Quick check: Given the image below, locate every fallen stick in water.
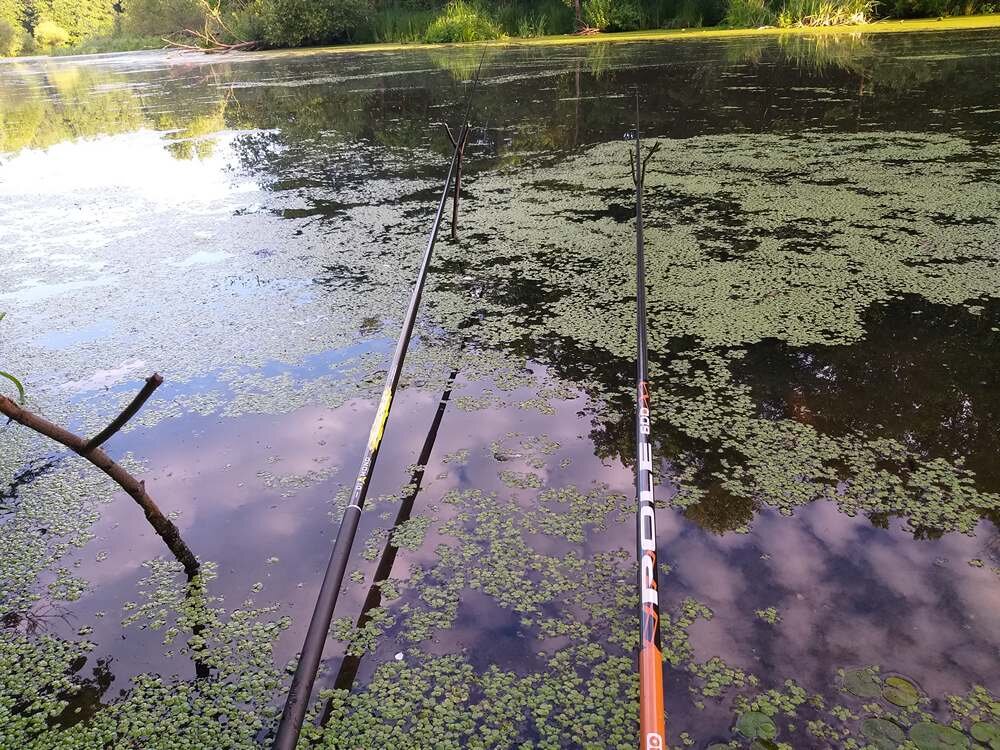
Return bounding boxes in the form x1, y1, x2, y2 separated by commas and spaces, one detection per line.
0, 374, 199, 577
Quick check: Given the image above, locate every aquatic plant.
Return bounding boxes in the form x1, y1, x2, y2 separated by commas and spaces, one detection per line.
3, 40, 999, 750
0, 314, 25, 402
754, 606, 781, 624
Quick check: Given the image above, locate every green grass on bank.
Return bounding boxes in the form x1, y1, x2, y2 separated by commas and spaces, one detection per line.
12, 12, 1000, 60
239, 13, 1000, 59
2, 0, 998, 59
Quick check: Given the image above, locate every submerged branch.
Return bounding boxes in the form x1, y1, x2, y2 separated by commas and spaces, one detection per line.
0, 381, 199, 577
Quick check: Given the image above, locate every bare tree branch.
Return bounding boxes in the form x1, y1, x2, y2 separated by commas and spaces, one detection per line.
84, 373, 163, 452
0, 385, 199, 577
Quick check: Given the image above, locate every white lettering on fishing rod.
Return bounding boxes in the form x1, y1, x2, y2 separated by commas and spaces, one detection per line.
645, 732, 664, 749
641, 552, 658, 604
639, 406, 651, 435
639, 506, 656, 550
639, 442, 652, 471
640, 502, 658, 605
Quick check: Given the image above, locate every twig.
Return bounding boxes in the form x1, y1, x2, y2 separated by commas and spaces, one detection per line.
441, 123, 471, 240
84, 374, 162, 452
0, 386, 199, 577
631, 141, 661, 187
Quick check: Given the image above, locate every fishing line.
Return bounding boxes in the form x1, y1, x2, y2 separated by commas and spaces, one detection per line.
271, 47, 489, 750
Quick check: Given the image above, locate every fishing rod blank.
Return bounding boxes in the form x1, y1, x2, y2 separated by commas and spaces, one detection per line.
629, 89, 666, 750
271, 51, 487, 750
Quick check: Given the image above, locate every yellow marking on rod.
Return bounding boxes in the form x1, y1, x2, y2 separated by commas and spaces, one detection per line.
367, 387, 393, 451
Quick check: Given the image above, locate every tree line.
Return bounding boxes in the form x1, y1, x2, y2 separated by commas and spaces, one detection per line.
0, 0, 995, 57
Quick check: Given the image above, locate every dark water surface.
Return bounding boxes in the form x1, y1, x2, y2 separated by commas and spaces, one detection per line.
1, 29, 999, 749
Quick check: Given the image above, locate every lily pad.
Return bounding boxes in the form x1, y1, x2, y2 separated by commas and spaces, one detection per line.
883, 675, 921, 707
970, 722, 999, 748
863, 717, 906, 749
910, 721, 970, 750
751, 741, 780, 750
844, 667, 883, 698
736, 711, 778, 741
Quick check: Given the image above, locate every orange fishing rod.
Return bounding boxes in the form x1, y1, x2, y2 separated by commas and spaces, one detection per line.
628, 89, 666, 750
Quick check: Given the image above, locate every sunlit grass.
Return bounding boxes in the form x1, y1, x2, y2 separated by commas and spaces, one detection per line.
424, 0, 504, 43
369, 7, 436, 43
725, 0, 778, 27
777, 0, 876, 26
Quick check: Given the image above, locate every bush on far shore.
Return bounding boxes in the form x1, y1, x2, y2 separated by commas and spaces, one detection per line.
33, 19, 70, 48
0, 18, 23, 56
424, 0, 503, 42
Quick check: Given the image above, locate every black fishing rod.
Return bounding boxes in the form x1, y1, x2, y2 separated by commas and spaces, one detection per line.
628, 89, 666, 748
271, 50, 488, 750
329, 364, 460, 697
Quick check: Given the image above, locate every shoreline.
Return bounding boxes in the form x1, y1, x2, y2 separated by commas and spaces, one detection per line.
243, 13, 1000, 60
9, 13, 999, 63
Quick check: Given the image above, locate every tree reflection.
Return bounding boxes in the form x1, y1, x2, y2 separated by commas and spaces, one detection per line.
734, 296, 1000, 493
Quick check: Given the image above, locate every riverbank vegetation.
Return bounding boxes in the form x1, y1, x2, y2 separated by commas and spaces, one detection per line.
0, 0, 997, 56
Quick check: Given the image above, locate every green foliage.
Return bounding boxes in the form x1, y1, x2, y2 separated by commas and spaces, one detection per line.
368, 6, 435, 42
673, 0, 711, 25
225, 0, 269, 40
843, 666, 883, 698
883, 675, 922, 707
255, 0, 371, 46
493, 0, 574, 36
0, 312, 24, 401
52, 33, 164, 54
122, 0, 206, 36
861, 718, 907, 749
724, 0, 776, 25
736, 711, 779, 740
583, 0, 642, 30
0, 16, 22, 53
776, 0, 875, 25
754, 605, 781, 624
883, 0, 992, 16
909, 721, 972, 749
514, 9, 549, 34
0, 0, 994, 55
424, 0, 502, 42
46, 0, 116, 42
723, 0, 875, 26
0, 0, 18, 26
0, 368, 25, 401
33, 18, 68, 46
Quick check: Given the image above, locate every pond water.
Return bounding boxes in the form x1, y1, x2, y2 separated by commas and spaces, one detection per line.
1, 28, 998, 749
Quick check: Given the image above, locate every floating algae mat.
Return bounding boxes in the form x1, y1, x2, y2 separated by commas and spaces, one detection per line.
1, 26, 998, 749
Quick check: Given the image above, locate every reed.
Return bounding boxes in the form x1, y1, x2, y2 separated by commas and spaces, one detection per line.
725, 0, 777, 26
776, 0, 875, 26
